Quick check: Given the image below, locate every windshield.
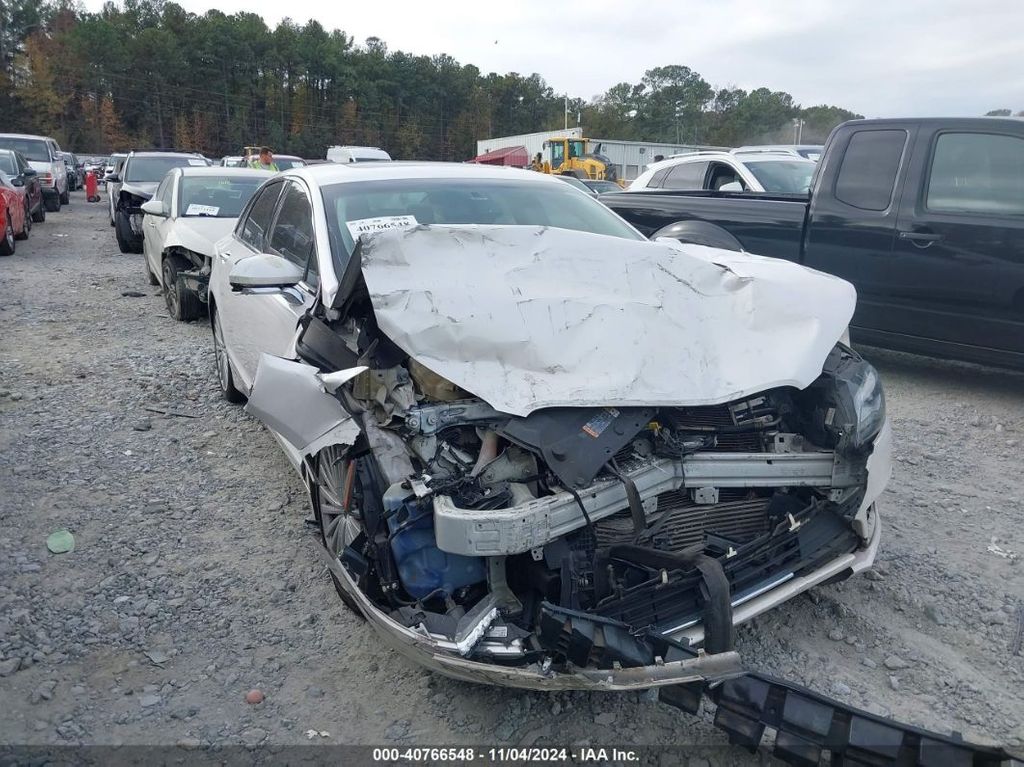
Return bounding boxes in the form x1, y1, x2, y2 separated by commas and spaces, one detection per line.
179, 176, 265, 218
125, 156, 204, 183
744, 160, 815, 193
586, 181, 621, 193
0, 153, 17, 175
275, 158, 305, 170
322, 177, 643, 264
0, 137, 48, 162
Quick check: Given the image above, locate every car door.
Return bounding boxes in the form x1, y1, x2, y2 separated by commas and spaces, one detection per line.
231, 179, 320, 382
144, 174, 173, 280
890, 127, 1024, 356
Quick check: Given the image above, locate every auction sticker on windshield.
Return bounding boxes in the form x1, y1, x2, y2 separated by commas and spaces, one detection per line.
346, 215, 417, 240
187, 159, 206, 166
185, 204, 219, 216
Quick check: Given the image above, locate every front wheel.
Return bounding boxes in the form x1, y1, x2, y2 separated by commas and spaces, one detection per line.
0, 214, 15, 256
115, 209, 143, 254
212, 307, 244, 403
162, 255, 202, 321
312, 445, 366, 619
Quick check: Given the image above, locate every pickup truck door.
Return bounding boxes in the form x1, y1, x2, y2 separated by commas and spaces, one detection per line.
890, 126, 1024, 357
803, 125, 916, 337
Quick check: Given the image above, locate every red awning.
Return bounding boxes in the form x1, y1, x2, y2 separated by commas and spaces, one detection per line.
468, 145, 529, 167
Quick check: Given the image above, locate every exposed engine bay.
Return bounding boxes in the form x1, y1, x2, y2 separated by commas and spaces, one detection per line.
295, 294, 886, 673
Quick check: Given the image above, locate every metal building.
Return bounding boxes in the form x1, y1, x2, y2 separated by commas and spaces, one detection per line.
475, 129, 728, 181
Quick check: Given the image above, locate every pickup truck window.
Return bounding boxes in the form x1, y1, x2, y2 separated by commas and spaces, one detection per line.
926, 132, 1024, 216
834, 129, 907, 211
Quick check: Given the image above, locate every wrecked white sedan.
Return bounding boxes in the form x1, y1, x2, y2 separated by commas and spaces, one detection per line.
207, 163, 891, 691
140, 166, 267, 321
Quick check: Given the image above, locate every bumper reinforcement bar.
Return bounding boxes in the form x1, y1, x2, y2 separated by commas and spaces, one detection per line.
661, 672, 1015, 766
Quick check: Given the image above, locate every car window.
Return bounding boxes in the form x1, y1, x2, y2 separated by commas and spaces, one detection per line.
0, 137, 49, 162
663, 161, 709, 190
153, 176, 171, 208
744, 160, 814, 193
647, 167, 671, 188
268, 181, 316, 279
322, 177, 645, 269
707, 162, 745, 191
925, 132, 1024, 215
125, 156, 202, 183
834, 129, 907, 211
0, 153, 16, 176
275, 158, 306, 171
179, 176, 264, 218
238, 181, 284, 251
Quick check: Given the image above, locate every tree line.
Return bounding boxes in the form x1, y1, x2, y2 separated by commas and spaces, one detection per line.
1, 0, 865, 159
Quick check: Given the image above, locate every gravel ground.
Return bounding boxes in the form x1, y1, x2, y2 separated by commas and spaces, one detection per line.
1, 194, 1021, 759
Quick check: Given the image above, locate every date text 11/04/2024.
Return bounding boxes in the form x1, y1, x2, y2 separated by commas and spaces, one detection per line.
371, 747, 640, 762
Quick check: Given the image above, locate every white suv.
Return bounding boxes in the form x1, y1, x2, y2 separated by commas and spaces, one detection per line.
0, 133, 69, 211
628, 151, 815, 194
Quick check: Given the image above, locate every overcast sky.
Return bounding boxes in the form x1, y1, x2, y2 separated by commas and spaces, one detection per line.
84, 0, 1024, 116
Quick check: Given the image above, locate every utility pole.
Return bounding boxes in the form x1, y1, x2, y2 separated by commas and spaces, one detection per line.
564, 95, 568, 131
792, 117, 805, 143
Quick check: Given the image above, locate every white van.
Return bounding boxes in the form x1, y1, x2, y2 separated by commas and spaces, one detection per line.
326, 145, 392, 164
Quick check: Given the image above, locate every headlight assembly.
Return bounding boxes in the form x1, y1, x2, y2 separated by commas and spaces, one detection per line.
797, 346, 886, 452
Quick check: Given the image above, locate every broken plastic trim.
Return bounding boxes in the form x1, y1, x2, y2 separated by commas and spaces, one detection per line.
661, 673, 1015, 766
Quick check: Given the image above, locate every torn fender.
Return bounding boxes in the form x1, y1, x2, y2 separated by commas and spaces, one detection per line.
244, 354, 364, 455
359, 225, 856, 418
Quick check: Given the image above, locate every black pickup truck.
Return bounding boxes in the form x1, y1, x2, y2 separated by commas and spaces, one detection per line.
603, 118, 1024, 370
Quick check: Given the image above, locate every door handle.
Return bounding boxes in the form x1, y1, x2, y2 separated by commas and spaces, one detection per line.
898, 230, 943, 246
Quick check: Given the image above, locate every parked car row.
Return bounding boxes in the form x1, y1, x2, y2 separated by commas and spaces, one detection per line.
122, 156, 891, 693
0, 133, 75, 256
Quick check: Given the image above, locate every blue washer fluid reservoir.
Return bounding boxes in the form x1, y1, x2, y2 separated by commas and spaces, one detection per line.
383, 482, 486, 600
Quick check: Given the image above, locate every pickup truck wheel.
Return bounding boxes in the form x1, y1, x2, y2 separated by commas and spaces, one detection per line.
44, 194, 60, 213
15, 200, 30, 240
0, 214, 14, 256
212, 307, 245, 403
312, 446, 366, 619
115, 209, 143, 254
162, 255, 202, 321
31, 202, 45, 223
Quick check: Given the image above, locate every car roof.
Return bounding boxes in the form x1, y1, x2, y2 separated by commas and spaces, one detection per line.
129, 151, 204, 159
283, 161, 567, 187
173, 167, 268, 178
0, 133, 55, 141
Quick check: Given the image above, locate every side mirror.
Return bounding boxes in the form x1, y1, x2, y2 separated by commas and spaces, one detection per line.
718, 181, 743, 192
10, 176, 24, 187
22, 168, 36, 177
105, 173, 120, 183
229, 254, 304, 291
140, 199, 166, 217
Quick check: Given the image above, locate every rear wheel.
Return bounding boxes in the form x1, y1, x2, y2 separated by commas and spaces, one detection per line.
0, 214, 15, 256
212, 307, 244, 403
31, 201, 45, 223
44, 194, 60, 213
162, 255, 202, 321
312, 446, 366, 618
59, 187, 70, 205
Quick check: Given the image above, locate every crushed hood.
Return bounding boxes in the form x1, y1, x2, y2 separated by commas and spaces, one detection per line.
358, 225, 856, 417
121, 181, 158, 200
166, 217, 236, 257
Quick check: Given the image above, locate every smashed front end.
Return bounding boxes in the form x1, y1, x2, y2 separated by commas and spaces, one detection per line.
117, 183, 156, 238
251, 225, 891, 689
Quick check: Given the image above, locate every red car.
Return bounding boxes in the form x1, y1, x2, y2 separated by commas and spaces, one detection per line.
0, 170, 31, 256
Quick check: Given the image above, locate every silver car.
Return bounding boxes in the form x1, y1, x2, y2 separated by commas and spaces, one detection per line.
207, 162, 891, 691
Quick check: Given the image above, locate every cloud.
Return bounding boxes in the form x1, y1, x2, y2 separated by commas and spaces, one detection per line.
81, 0, 1024, 115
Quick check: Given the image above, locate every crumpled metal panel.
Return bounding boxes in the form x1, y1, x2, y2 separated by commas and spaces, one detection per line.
359, 225, 856, 417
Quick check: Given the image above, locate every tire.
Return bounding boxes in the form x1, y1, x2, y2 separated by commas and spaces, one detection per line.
15, 201, 30, 240
0, 214, 15, 256
312, 445, 366, 619
59, 187, 70, 205
162, 255, 202, 321
212, 307, 245, 403
115, 209, 143, 254
31, 202, 45, 223
44, 194, 60, 213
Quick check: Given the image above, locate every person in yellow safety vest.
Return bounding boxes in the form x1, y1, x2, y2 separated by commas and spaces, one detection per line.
250, 146, 279, 172
530, 152, 544, 172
